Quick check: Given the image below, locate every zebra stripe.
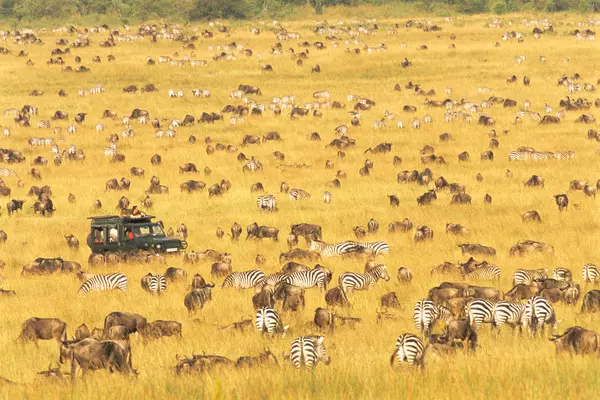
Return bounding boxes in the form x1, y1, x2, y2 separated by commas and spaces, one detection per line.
284, 268, 328, 291
79, 273, 128, 294
493, 301, 525, 330
352, 241, 390, 256
512, 268, 548, 286
264, 272, 289, 286
257, 195, 277, 211
289, 188, 311, 200
508, 151, 531, 161
149, 275, 167, 294
552, 268, 572, 282
309, 240, 360, 257
582, 264, 600, 283
255, 307, 286, 335
466, 298, 496, 330
392, 334, 425, 368
413, 299, 437, 336
243, 158, 263, 172
522, 296, 557, 335
338, 265, 389, 296
367, 219, 379, 233
222, 270, 266, 289
463, 266, 500, 281
290, 336, 330, 368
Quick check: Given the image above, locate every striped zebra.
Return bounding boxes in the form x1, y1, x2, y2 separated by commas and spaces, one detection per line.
263, 272, 289, 286
290, 336, 331, 369
552, 267, 572, 282
423, 114, 433, 124
466, 298, 496, 330
78, 273, 128, 295
222, 270, 266, 289
493, 301, 525, 331
411, 118, 421, 129
309, 240, 360, 257
391, 333, 425, 368
243, 158, 263, 172
257, 195, 277, 212
142, 273, 167, 294
413, 299, 438, 337
522, 296, 558, 335
284, 267, 329, 292
37, 120, 51, 129
323, 191, 332, 204
338, 265, 390, 297
512, 268, 548, 286
289, 188, 311, 200
582, 264, 600, 283
554, 151, 575, 160
463, 266, 500, 281
255, 307, 287, 335
508, 151, 532, 161
352, 241, 390, 256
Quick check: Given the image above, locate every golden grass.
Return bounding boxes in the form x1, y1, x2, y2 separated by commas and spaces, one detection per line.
0, 12, 600, 399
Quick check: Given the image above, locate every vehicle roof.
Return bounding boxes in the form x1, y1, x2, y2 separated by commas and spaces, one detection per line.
88, 215, 156, 225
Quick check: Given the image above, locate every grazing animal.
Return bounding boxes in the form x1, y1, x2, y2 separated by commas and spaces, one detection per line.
465, 298, 495, 330
338, 265, 390, 298
255, 307, 288, 335
413, 299, 439, 337
78, 273, 128, 294
522, 296, 559, 336
582, 264, 600, 283
550, 326, 600, 355
290, 336, 331, 369
18, 318, 67, 343
493, 301, 526, 331
391, 334, 425, 368
581, 290, 600, 312
222, 270, 266, 289
184, 285, 215, 315
141, 273, 167, 295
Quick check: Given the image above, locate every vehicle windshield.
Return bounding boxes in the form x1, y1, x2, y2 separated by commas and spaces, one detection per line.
133, 223, 165, 237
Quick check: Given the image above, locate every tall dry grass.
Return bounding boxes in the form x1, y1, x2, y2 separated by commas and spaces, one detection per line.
0, 14, 599, 399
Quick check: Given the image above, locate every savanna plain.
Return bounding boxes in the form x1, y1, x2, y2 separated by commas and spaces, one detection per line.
0, 11, 600, 400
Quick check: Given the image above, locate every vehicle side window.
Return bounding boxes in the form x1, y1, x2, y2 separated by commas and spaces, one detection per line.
108, 226, 119, 243
93, 227, 104, 243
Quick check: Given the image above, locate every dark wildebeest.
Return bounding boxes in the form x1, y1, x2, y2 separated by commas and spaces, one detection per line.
325, 287, 351, 307
397, 267, 413, 283
250, 182, 264, 193
414, 226, 434, 242
451, 193, 472, 204
388, 195, 400, 207
442, 319, 478, 351
446, 223, 469, 236
253, 287, 275, 310
291, 223, 322, 242
279, 249, 320, 264
364, 143, 392, 155
211, 263, 232, 278
478, 114, 495, 126
509, 240, 554, 257
151, 154, 161, 165
165, 267, 187, 283
428, 287, 463, 305
64, 234, 79, 249
381, 292, 401, 308
540, 115, 560, 125
147, 320, 182, 338
581, 290, 600, 313
180, 180, 206, 193
505, 284, 539, 301
75, 324, 91, 341
525, 175, 544, 188
522, 210, 542, 223
130, 167, 145, 177
6, 199, 25, 215
18, 318, 67, 343
191, 273, 207, 289
247, 224, 279, 241
175, 354, 233, 375
60, 339, 133, 377
103, 312, 147, 337
550, 326, 600, 355
281, 262, 309, 274
184, 286, 214, 315
417, 190, 437, 206
554, 194, 568, 211
273, 282, 305, 312
463, 285, 503, 301
179, 163, 198, 174
458, 244, 496, 257
231, 222, 242, 241
235, 350, 279, 368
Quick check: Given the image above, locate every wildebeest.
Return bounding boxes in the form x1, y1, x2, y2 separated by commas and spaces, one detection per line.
290, 223, 322, 242
417, 190, 437, 206
6, 199, 25, 215
60, 338, 133, 377
184, 285, 214, 315
458, 244, 496, 257
414, 226, 433, 242
247, 223, 279, 241
397, 267, 412, 283
274, 282, 306, 312
451, 193, 472, 204
75, 324, 91, 341
389, 218, 413, 233
554, 194, 568, 211
21, 258, 80, 276
235, 350, 279, 368
509, 240, 554, 257
325, 287, 351, 307
147, 320, 182, 339
550, 326, 600, 355
175, 354, 233, 375
525, 175, 545, 188
522, 210, 542, 223
18, 317, 67, 343
103, 312, 147, 337
64, 234, 79, 249
581, 290, 600, 313
381, 292, 402, 308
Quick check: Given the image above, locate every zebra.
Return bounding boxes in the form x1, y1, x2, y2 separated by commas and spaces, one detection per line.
512, 268, 548, 286
222, 270, 266, 289
552, 267, 572, 282
423, 114, 433, 124
463, 266, 500, 281
338, 265, 390, 297
37, 120, 51, 129
367, 219, 379, 233
257, 195, 277, 211
554, 151, 575, 160
142, 273, 167, 294
255, 307, 287, 335
465, 298, 496, 330
284, 267, 330, 292
522, 296, 559, 335
493, 301, 525, 331
508, 151, 532, 161
290, 336, 331, 368
263, 272, 289, 286
582, 264, 600, 283
309, 240, 360, 257
411, 118, 421, 129
243, 157, 263, 172
78, 273, 128, 295
289, 188, 311, 200
413, 299, 438, 337
352, 241, 390, 256
391, 333, 425, 368
323, 191, 332, 204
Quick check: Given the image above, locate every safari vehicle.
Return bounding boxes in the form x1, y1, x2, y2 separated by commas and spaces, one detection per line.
86, 215, 187, 255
